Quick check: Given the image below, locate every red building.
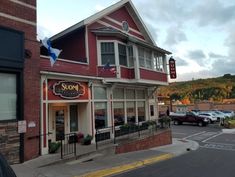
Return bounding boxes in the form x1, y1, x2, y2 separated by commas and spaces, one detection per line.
40, 0, 171, 155
0, 0, 40, 163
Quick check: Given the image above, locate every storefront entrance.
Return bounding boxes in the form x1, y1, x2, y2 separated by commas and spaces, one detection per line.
55, 110, 65, 141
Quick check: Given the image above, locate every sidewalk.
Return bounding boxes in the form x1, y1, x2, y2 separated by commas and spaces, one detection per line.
12, 138, 199, 177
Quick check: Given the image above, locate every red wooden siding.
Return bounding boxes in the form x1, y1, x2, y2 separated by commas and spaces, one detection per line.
108, 6, 140, 32
97, 66, 117, 78
40, 57, 96, 76
120, 67, 135, 79
100, 17, 145, 40
140, 68, 167, 82
54, 28, 86, 63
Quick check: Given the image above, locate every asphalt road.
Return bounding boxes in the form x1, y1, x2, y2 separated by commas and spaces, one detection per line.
114, 123, 235, 177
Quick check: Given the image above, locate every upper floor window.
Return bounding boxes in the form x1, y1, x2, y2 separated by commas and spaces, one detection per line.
138, 47, 153, 69
153, 53, 164, 72
101, 42, 115, 65
118, 44, 127, 66
128, 46, 134, 67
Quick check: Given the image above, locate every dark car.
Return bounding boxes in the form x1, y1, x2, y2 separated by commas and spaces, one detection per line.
170, 111, 209, 126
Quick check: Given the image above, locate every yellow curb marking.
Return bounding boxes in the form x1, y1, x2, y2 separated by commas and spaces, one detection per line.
76, 153, 174, 177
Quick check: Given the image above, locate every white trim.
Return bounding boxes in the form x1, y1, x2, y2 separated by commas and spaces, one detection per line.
97, 20, 146, 43
43, 100, 89, 104
10, 0, 36, 10
40, 55, 89, 65
104, 16, 143, 35
40, 71, 103, 81
103, 78, 168, 86
85, 26, 89, 64
0, 12, 36, 26
127, 0, 156, 45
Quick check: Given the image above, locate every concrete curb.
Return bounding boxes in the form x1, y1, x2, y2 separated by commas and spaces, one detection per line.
75, 153, 174, 177
222, 128, 235, 134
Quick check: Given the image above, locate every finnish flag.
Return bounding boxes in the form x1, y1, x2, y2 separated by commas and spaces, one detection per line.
42, 37, 61, 66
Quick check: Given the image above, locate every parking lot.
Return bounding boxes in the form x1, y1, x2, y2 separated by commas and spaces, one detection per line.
172, 123, 235, 151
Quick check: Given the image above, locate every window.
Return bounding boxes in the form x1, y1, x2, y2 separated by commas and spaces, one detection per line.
118, 44, 127, 66
150, 105, 154, 116
95, 102, 107, 129
126, 89, 135, 99
138, 47, 145, 67
138, 102, 145, 122
94, 87, 107, 100
0, 73, 16, 121
154, 53, 164, 72
137, 90, 145, 99
114, 102, 125, 126
127, 101, 136, 124
128, 46, 134, 67
70, 105, 78, 132
101, 42, 115, 65
145, 50, 152, 69
113, 88, 124, 99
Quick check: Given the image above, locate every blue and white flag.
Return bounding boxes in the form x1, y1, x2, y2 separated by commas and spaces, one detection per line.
42, 37, 61, 67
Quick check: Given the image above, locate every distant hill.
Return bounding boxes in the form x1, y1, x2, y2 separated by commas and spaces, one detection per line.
158, 74, 235, 103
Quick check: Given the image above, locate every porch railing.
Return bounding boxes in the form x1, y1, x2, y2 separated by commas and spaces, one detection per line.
95, 119, 169, 150
60, 133, 77, 159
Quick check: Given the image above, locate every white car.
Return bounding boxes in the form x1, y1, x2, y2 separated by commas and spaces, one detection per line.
198, 113, 217, 123
220, 110, 234, 118
212, 111, 226, 120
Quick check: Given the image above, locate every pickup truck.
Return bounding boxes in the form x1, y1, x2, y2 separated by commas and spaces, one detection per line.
170, 111, 209, 126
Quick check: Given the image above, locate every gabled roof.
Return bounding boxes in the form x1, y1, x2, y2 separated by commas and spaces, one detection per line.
51, 0, 156, 45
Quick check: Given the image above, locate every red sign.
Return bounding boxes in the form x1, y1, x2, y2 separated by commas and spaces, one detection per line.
169, 57, 177, 79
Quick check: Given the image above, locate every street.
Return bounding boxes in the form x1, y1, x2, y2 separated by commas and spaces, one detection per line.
113, 123, 235, 177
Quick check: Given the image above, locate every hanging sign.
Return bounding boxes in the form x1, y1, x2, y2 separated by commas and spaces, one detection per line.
53, 81, 85, 99
169, 57, 177, 79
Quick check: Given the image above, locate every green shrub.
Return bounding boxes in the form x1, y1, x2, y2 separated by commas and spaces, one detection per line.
82, 134, 93, 145
49, 141, 61, 153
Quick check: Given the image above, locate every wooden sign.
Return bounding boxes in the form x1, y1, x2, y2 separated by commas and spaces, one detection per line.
169, 57, 177, 79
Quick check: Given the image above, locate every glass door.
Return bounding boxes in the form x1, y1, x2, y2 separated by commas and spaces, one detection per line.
55, 110, 65, 141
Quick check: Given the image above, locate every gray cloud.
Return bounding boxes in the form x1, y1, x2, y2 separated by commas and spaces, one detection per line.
175, 57, 188, 67
164, 27, 187, 46
192, 0, 235, 26
187, 50, 206, 60
208, 52, 226, 58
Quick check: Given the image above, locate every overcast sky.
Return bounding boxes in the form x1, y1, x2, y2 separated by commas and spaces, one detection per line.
37, 0, 235, 82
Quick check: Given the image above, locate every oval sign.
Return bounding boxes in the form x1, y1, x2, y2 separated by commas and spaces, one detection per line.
53, 81, 85, 99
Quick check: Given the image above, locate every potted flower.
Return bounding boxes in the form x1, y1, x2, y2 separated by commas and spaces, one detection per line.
77, 132, 84, 143
82, 134, 93, 145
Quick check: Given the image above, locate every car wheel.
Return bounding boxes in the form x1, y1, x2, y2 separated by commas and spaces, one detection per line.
209, 119, 213, 124
198, 122, 203, 127
174, 120, 181, 125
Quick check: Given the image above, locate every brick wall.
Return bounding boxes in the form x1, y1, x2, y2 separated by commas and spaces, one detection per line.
0, 0, 40, 163
116, 130, 172, 154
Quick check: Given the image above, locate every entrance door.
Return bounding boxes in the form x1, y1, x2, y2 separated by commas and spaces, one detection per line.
55, 110, 65, 141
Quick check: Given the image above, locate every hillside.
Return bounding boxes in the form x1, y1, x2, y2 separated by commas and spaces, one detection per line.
158, 74, 235, 103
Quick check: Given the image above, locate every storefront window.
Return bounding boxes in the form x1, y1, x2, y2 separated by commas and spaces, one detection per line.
137, 90, 145, 99
113, 102, 125, 126
95, 102, 107, 129
126, 89, 135, 99
94, 87, 107, 99
113, 88, 124, 99
70, 105, 78, 132
0, 73, 16, 121
138, 102, 145, 122
127, 101, 135, 124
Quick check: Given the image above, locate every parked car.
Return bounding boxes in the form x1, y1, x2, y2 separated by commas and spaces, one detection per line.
198, 112, 217, 123
170, 111, 209, 126
220, 110, 234, 118
211, 111, 226, 120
